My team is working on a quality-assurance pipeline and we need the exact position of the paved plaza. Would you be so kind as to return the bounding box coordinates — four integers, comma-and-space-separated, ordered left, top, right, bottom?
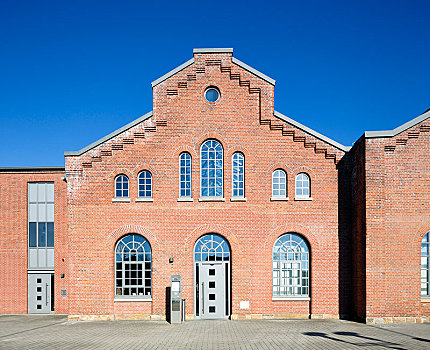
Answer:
0, 315, 429, 349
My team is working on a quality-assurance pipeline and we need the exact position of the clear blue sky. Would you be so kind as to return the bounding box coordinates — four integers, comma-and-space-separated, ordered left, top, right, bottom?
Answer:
1, 0, 429, 166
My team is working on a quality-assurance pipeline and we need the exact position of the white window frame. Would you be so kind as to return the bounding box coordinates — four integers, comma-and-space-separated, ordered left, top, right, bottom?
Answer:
271, 169, 288, 201
137, 171, 153, 199
179, 152, 192, 199
200, 139, 224, 200
232, 152, 245, 199
115, 175, 129, 198
295, 173, 311, 200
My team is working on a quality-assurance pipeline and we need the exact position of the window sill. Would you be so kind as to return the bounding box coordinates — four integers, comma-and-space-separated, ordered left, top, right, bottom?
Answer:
114, 298, 152, 302
177, 197, 194, 202
199, 197, 226, 202
135, 197, 154, 202
272, 297, 310, 301
270, 196, 289, 201
421, 298, 430, 303
230, 197, 247, 202
112, 198, 131, 202
294, 196, 313, 201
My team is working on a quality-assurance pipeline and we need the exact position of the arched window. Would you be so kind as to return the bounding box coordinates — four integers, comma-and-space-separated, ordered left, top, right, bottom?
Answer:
115, 175, 129, 198
201, 140, 223, 198
138, 171, 152, 198
272, 169, 287, 198
273, 233, 309, 297
115, 234, 152, 297
194, 233, 230, 262
179, 153, 192, 198
422, 232, 429, 296
295, 173, 310, 199
232, 152, 244, 198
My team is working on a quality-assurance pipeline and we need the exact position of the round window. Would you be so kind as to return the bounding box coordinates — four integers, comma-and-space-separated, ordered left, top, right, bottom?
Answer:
204, 87, 220, 103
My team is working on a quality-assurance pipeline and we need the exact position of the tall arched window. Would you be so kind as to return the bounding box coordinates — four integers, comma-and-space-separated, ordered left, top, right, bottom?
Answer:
273, 233, 309, 297
179, 152, 192, 198
115, 175, 129, 198
201, 140, 223, 198
295, 173, 310, 199
115, 234, 152, 297
232, 152, 244, 198
422, 232, 429, 296
138, 171, 152, 198
272, 169, 287, 198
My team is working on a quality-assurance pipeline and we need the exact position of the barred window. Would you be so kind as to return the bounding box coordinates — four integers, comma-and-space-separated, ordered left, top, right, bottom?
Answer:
115, 175, 129, 198
272, 169, 287, 198
232, 152, 244, 198
138, 171, 152, 198
115, 234, 152, 297
422, 232, 429, 297
201, 140, 223, 197
273, 233, 309, 297
179, 153, 192, 197
295, 173, 310, 198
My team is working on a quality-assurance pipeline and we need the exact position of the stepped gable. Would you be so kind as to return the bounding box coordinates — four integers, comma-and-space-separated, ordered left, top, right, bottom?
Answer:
364, 108, 430, 153
65, 48, 351, 171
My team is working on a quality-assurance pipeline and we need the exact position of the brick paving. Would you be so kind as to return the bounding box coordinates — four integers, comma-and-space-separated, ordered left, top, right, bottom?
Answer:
0, 315, 429, 349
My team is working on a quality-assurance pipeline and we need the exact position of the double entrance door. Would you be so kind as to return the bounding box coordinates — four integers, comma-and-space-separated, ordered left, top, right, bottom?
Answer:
28, 273, 54, 313
198, 262, 229, 319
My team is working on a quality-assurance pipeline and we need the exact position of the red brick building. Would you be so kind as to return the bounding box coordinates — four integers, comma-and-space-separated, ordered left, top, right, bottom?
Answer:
1, 48, 429, 323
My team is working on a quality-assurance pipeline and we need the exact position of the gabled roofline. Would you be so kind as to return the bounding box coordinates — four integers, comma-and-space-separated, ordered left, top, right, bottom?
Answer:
274, 111, 351, 152
151, 48, 276, 88
193, 48, 233, 54
0, 166, 65, 172
64, 111, 153, 156
365, 108, 430, 138
151, 58, 195, 88
232, 57, 275, 85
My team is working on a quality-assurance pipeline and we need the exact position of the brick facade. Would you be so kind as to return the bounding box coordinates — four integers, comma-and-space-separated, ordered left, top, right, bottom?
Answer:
0, 48, 428, 323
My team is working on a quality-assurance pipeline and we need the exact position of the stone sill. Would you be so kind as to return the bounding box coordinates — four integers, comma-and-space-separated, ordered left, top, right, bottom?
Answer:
135, 197, 154, 202
272, 297, 310, 301
294, 196, 313, 201
421, 298, 430, 303
114, 298, 152, 302
177, 197, 194, 202
112, 198, 131, 202
199, 197, 226, 202
270, 196, 289, 201
230, 197, 247, 202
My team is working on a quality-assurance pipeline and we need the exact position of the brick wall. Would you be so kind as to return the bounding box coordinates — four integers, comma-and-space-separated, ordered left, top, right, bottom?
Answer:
0, 170, 68, 314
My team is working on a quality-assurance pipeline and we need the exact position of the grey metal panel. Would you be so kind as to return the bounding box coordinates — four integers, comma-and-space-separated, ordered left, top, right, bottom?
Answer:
47, 249, 54, 268
47, 204, 54, 222
46, 183, 54, 202
200, 263, 225, 319
28, 183, 38, 202
29, 249, 38, 268
64, 111, 153, 156
29, 204, 37, 221
37, 183, 46, 202
193, 48, 233, 54
38, 204, 46, 222
151, 58, 195, 87
274, 110, 351, 152
38, 250, 46, 268
231, 57, 276, 85
364, 108, 430, 139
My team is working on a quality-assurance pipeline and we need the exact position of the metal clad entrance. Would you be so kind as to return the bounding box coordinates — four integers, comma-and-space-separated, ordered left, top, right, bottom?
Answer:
194, 233, 230, 320
28, 273, 53, 314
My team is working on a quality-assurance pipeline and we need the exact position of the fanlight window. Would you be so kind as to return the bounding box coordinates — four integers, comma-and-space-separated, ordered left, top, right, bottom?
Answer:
179, 153, 192, 197
201, 140, 223, 197
295, 173, 310, 198
115, 175, 129, 198
194, 233, 230, 262
232, 152, 244, 197
138, 171, 152, 198
422, 232, 429, 296
115, 234, 152, 297
273, 233, 309, 297
272, 169, 287, 198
